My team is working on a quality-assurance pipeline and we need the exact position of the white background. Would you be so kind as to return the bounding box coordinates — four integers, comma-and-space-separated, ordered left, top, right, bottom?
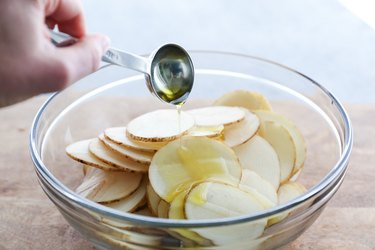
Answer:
81, 0, 375, 103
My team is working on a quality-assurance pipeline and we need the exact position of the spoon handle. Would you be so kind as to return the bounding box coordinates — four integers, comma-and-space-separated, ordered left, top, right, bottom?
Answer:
49, 30, 148, 74
102, 48, 147, 74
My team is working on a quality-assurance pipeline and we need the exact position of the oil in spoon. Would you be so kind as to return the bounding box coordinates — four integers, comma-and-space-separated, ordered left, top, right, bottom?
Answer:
150, 44, 193, 106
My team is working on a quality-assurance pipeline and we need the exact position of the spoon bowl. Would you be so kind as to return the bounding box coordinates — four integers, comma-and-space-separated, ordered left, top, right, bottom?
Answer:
148, 44, 194, 105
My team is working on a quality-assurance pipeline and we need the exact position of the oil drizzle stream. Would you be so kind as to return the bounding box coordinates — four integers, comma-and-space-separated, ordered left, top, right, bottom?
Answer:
176, 102, 184, 147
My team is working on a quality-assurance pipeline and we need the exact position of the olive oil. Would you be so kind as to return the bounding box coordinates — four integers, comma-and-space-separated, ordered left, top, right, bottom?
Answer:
152, 78, 236, 205
153, 80, 191, 106
151, 60, 203, 202
169, 140, 236, 202
151, 55, 193, 106
188, 182, 208, 206
177, 145, 228, 181
176, 103, 184, 146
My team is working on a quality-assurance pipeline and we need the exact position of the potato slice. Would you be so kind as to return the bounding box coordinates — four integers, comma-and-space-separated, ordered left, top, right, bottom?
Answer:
149, 137, 242, 202
131, 140, 168, 151
133, 207, 154, 217
138, 197, 147, 208
278, 182, 306, 204
170, 230, 211, 247
255, 111, 306, 175
233, 135, 280, 189
82, 164, 90, 176
97, 231, 170, 250
289, 168, 302, 182
146, 183, 161, 216
105, 127, 161, 152
105, 177, 147, 213
268, 181, 307, 225
99, 133, 154, 165
75, 167, 143, 203
104, 224, 172, 247
187, 125, 224, 138
240, 169, 277, 205
213, 90, 272, 111
89, 138, 149, 172
168, 190, 212, 246
127, 109, 195, 142
222, 109, 260, 147
184, 181, 267, 245
258, 121, 296, 183
157, 200, 170, 218
66, 139, 123, 171
187, 106, 245, 127
100, 225, 185, 249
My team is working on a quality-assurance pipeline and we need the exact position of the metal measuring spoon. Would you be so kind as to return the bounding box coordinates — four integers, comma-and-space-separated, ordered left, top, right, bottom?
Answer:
50, 31, 194, 105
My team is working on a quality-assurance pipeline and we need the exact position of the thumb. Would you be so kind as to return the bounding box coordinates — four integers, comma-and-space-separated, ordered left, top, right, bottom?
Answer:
53, 34, 110, 87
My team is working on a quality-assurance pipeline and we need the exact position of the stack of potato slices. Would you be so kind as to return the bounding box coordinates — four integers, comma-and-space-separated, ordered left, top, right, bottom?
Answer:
66, 90, 307, 246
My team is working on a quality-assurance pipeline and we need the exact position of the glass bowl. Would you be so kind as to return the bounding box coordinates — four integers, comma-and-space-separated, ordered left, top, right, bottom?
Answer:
30, 51, 353, 249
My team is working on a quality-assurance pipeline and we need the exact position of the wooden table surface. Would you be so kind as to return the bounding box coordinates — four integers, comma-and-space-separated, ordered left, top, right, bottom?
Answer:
0, 96, 374, 250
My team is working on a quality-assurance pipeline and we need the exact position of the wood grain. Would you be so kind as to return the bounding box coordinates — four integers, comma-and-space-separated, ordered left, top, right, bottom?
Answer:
0, 96, 374, 249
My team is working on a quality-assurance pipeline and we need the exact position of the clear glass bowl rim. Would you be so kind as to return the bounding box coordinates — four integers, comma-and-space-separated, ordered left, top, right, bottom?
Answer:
29, 51, 353, 228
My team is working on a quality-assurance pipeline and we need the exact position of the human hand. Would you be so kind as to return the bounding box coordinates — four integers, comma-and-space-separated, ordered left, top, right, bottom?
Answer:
0, 0, 109, 106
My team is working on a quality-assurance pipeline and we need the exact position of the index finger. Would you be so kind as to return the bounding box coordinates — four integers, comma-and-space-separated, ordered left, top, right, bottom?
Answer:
44, 0, 86, 37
